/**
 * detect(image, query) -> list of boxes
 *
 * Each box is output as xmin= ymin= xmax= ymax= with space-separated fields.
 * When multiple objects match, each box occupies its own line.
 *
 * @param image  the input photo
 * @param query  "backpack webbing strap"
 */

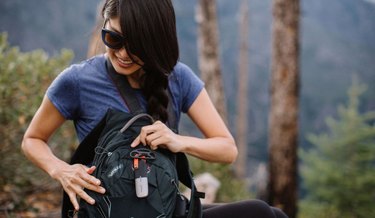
xmin=176 ymin=152 xmax=205 ymax=218
xmin=106 ymin=58 xmax=178 ymax=132
xmin=106 ymin=58 xmax=144 ymax=114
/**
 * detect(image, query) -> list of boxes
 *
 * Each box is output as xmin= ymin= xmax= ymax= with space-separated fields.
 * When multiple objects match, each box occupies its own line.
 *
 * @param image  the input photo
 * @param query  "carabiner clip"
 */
xmin=130 ymin=148 xmax=156 ymax=160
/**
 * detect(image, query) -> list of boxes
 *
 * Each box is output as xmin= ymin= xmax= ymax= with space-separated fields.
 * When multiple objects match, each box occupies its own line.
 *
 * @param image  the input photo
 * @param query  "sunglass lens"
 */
xmin=102 ymin=30 xmax=123 ymax=49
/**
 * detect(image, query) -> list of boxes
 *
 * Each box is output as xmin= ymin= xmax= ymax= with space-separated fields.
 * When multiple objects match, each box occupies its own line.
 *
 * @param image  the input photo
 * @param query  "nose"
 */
xmin=116 ymin=46 xmax=129 ymax=58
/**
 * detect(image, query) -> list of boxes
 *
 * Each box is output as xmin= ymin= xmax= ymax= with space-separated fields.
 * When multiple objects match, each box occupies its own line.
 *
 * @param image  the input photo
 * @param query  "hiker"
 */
xmin=21 ymin=0 xmax=287 ymax=217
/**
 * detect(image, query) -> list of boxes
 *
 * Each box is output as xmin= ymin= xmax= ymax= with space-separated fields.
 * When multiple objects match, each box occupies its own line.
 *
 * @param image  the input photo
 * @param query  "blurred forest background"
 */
xmin=0 ymin=0 xmax=374 ymax=217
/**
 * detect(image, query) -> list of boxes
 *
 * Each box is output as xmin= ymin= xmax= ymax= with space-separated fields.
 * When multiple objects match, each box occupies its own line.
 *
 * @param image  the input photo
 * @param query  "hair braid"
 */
xmin=141 ymin=69 xmax=169 ymax=122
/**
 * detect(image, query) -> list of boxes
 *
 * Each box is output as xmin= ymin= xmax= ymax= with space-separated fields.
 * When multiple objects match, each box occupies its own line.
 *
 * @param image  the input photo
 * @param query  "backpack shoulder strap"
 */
xmin=176 ymin=152 xmax=205 ymax=218
xmin=166 ymin=89 xmax=178 ymax=133
xmin=106 ymin=58 xmax=143 ymax=114
xmin=106 ymin=58 xmax=178 ymax=131
xmin=70 ymin=110 xmax=108 ymax=165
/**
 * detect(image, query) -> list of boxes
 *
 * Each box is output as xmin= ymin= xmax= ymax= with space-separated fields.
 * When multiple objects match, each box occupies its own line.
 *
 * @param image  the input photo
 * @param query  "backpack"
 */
xmin=61 ymin=60 xmax=204 ymax=218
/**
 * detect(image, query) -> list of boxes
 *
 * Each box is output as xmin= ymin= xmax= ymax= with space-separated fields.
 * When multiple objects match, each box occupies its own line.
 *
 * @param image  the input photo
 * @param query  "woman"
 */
xmin=22 ymin=0 xmax=287 ymax=217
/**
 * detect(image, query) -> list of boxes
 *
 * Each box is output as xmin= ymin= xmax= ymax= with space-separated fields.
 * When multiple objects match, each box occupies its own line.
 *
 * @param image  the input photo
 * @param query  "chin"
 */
xmin=114 ymin=66 xmax=139 ymax=75
xmin=112 ymin=60 xmax=141 ymax=76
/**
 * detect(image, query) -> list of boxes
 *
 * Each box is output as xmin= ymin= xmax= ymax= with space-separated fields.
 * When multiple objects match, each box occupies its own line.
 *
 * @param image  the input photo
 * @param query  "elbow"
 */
xmin=228 ymin=146 xmax=238 ymax=164
xmin=224 ymin=138 xmax=238 ymax=164
xmin=21 ymin=136 xmax=30 ymax=156
xmin=21 ymin=135 xmax=37 ymax=158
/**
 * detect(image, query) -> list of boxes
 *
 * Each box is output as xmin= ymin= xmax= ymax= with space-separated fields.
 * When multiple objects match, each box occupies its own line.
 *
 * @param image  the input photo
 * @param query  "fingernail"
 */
xmin=101 ymin=188 xmax=106 ymax=193
xmin=90 ymin=200 xmax=95 ymax=204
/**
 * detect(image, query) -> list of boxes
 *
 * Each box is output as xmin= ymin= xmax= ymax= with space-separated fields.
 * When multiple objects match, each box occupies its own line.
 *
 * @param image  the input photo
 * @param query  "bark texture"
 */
xmin=268 ymin=0 xmax=300 ymax=217
xmin=235 ymin=0 xmax=250 ymax=179
xmin=196 ymin=0 xmax=227 ymax=122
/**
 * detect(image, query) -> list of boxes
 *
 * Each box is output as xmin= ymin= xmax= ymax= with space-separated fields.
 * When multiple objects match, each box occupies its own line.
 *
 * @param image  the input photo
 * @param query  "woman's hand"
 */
xmin=51 ymin=164 xmax=106 ymax=211
xmin=130 ymin=121 xmax=184 ymax=153
xmin=21 ymin=96 xmax=106 ymax=210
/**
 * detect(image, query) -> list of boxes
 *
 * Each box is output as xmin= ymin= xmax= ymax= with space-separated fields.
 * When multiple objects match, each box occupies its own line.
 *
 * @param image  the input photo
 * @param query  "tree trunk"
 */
xmin=196 ymin=0 xmax=227 ymax=122
xmin=268 ymin=0 xmax=300 ymax=217
xmin=235 ymin=0 xmax=250 ymax=179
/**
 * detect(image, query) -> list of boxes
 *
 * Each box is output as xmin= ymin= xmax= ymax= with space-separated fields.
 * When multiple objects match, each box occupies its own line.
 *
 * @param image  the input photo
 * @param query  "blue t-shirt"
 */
xmin=47 ymin=54 xmax=204 ymax=141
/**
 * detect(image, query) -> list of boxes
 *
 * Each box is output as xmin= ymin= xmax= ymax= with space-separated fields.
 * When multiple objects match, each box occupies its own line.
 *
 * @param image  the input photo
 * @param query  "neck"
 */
xmin=126 ymin=68 xmax=144 ymax=89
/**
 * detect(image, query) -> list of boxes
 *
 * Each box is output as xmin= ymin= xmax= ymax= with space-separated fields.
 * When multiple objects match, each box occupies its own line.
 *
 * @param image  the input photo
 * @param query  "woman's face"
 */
xmin=104 ymin=18 xmax=144 ymax=77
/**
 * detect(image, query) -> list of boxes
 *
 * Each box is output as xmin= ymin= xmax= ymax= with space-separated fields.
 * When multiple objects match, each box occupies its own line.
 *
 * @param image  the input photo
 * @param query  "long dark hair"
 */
xmin=102 ymin=0 xmax=179 ymax=122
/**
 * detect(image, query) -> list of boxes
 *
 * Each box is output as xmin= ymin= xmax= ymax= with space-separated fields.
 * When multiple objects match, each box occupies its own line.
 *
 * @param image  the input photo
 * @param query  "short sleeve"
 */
xmin=173 ymin=63 xmax=204 ymax=113
xmin=46 ymin=65 xmax=80 ymax=120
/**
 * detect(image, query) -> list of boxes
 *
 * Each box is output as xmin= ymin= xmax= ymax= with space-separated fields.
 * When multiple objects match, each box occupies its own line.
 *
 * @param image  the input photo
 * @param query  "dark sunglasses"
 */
xmin=101 ymin=28 xmax=127 ymax=50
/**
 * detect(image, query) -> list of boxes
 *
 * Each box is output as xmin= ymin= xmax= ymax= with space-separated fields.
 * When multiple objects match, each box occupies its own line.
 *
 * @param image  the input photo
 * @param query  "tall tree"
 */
xmin=268 ymin=0 xmax=300 ymax=217
xmin=300 ymin=79 xmax=375 ymax=218
xmin=196 ymin=0 xmax=227 ymax=122
xmin=235 ymin=0 xmax=250 ymax=179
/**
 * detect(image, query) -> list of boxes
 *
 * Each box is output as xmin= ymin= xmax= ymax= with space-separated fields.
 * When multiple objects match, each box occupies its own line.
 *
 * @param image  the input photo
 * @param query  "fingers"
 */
xmin=144 ymin=121 xmax=169 ymax=146
xmin=130 ymin=135 xmax=140 ymax=147
xmin=65 ymin=176 xmax=96 ymax=211
xmin=67 ymin=190 xmax=80 ymax=211
xmin=131 ymin=133 xmax=160 ymax=149
xmin=80 ymin=173 xmax=106 ymax=194
xmin=146 ymin=132 xmax=163 ymax=150
xmin=138 ymin=124 xmax=156 ymax=145
xmin=71 ymin=178 xmax=96 ymax=204
xmin=131 ymin=121 xmax=165 ymax=148
xmin=82 ymin=166 xmax=101 ymax=186
xmin=86 ymin=165 xmax=96 ymax=175
xmin=61 ymin=164 xmax=105 ymax=211
xmin=79 ymin=165 xmax=105 ymax=193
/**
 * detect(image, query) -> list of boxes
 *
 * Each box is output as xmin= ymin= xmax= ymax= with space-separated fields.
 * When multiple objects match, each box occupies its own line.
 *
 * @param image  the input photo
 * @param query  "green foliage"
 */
xmin=298 ymin=201 xmax=341 ymax=218
xmin=0 ymin=32 xmax=75 ymax=211
xmin=189 ymin=156 xmax=252 ymax=202
xmin=299 ymin=78 xmax=375 ymax=218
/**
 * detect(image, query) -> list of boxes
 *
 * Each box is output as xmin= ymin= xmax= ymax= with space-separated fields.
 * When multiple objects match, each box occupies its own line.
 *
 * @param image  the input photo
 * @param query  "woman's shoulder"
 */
xmin=169 ymin=62 xmax=204 ymax=113
xmin=66 ymin=54 xmax=106 ymax=76
xmin=170 ymin=61 xmax=201 ymax=83
xmin=48 ymin=54 xmax=108 ymax=97
xmin=172 ymin=62 xmax=193 ymax=75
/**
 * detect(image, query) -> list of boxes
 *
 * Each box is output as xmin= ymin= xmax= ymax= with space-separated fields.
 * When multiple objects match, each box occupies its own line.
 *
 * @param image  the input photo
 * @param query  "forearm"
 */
xmin=181 ymin=89 xmax=238 ymax=163
xmin=179 ymin=135 xmax=237 ymax=164
xmin=21 ymin=137 xmax=69 ymax=179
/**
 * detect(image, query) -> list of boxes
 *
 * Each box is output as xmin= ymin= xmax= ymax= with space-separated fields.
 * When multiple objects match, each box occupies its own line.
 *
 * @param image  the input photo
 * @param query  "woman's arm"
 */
xmin=22 ymin=96 xmax=105 ymax=210
xmin=182 ymin=88 xmax=238 ymax=163
xmin=22 ymin=96 xmax=68 ymax=175
xmin=131 ymin=88 xmax=238 ymax=163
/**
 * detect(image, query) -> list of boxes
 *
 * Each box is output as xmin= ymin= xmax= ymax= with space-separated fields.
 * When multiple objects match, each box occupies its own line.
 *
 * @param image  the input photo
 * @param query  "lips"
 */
xmin=117 ymin=57 xmax=134 ymax=68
